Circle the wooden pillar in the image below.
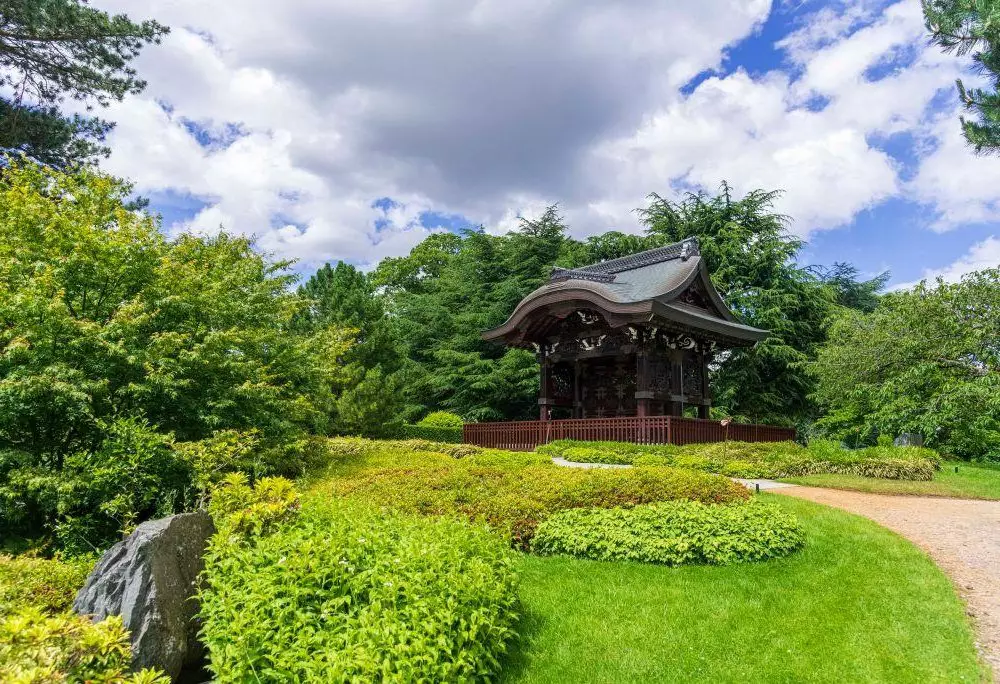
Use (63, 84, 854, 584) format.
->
(573, 358, 582, 418)
(538, 352, 552, 421)
(699, 350, 711, 419)
(669, 351, 684, 417)
(635, 350, 651, 418)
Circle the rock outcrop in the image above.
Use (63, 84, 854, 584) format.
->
(73, 511, 215, 680)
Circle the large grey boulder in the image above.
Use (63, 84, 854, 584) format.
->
(74, 511, 215, 680)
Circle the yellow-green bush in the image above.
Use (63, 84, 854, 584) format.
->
(199, 495, 518, 682)
(532, 500, 803, 566)
(207, 473, 300, 537)
(0, 554, 92, 616)
(314, 438, 749, 547)
(539, 439, 940, 481)
(0, 609, 167, 684)
(0, 555, 167, 683)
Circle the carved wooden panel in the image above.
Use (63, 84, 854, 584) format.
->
(580, 357, 636, 417)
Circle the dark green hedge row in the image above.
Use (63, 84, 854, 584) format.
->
(532, 500, 804, 566)
(397, 423, 463, 443)
(538, 439, 940, 481)
(200, 489, 518, 682)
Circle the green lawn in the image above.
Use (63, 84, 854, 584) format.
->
(782, 461, 1000, 500)
(502, 495, 985, 683)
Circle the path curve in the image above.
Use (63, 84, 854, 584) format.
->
(778, 486, 1000, 676)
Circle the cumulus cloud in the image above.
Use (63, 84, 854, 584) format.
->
(87, 0, 1000, 266)
(587, 0, 969, 236)
(92, 0, 770, 265)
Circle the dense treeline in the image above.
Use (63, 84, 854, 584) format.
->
(2, 158, 997, 554)
(302, 185, 888, 428)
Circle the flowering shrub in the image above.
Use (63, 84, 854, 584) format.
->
(532, 500, 804, 566)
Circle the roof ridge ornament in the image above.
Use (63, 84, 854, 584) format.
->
(680, 236, 699, 261)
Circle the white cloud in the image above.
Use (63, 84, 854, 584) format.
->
(585, 0, 967, 237)
(895, 236, 1000, 288)
(908, 110, 1000, 230)
(84, 0, 1000, 266)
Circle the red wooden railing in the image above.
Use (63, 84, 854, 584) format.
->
(462, 416, 795, 451)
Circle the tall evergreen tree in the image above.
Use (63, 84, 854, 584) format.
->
(924, 0, 1000, 153)
(0, 0, 167, 166)
(638, 184, 837, 425)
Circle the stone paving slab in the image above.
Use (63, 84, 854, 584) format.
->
(550, 457, 631, 470)
(733, 478, 799, 491)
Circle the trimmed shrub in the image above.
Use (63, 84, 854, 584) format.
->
(399, 423, 463, 443)
(314, 438, 749, 547)
(539, 439, 940, 481)
(199, 496, 518, 682)
(418, 411, 465, 429)
(327, 436, 484, 460)
(0, 554, 92, 616)
(532, 500, 804, 566)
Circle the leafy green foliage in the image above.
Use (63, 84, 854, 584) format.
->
(0, 417, 192, 554)
(370, 208, 580, 421)
(538, 439, 940, 480)
(419, 410, 465, 428)
(207, 473, 300, 538)
(199, 495, 519, 682)
(0, 160, 358, 551)
(924, 0, 1000, 153)
(399, 423, 464, 442)
(532, 500, 803, 566)
(0, 0, 167, 167)
(811, 270, 1000, 460)
(334, 366, 406, 437)
(1, 609, 168, 684)
(0, 552, 167, 683)
(396, 411, 466, 442)
(312, 438, 749, 547)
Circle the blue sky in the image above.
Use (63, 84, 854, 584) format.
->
(97, 0, 1000, 287)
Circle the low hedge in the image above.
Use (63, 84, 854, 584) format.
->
(532, 500, 804, 566)
(313, 438, 749, 547)
(538, 439, 940, 481)
(200, 490, 519, 682)
(398, 423, 464, 443)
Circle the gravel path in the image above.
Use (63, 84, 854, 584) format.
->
(778, 486, 1000, 676)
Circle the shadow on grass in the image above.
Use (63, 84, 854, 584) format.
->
(500, 602, 548, 681)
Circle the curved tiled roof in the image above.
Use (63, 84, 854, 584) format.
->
(483, 237, 768, 347)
